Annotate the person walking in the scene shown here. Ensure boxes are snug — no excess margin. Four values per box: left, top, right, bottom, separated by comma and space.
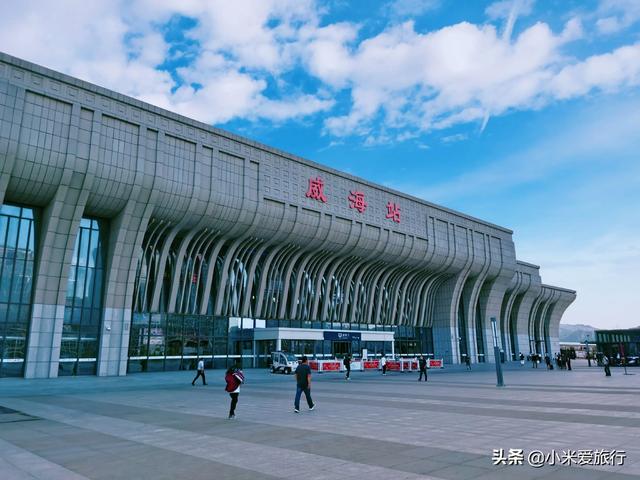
464, 355, 471, 371
191, 358, 207, 386
418, 355, 428, 381
343, 354, 351, 380
545, 354, 551, 370
519, 352, 525, 367
224, 366, 244, 419
294, 356, 315, 413
381, 354, 387, 375
603, 355, 611, 377
532, 353, 538, 368
587, 352, 592, 367
566, 355, 572, 371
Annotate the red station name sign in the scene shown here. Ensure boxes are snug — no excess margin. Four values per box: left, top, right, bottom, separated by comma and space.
305, 176, 401, 223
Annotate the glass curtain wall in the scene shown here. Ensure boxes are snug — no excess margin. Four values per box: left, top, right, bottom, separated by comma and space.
60, 218, 105, 376
457, 297, 468, 362
475, 304, 486, 362
0, 205, 35, 377
128, 314, 233, 373
127, 315, 435, 373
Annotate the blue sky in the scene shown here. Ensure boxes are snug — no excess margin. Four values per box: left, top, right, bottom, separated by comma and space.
1, 0, 639, 328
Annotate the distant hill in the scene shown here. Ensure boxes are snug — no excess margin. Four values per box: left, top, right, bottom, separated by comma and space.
560, 324, 596, 342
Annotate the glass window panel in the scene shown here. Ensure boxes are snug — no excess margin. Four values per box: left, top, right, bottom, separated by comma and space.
93, 268, 103, 309
60, 337, 79, 358
0, 205, 21, 217
83, 269, 96, 306
76, 361, 96, 376
66, 266, 77, 304
7, 304, 19, 322
1, 360, 25, 377
75, 228, 88, 267
0, 268, 11, 303
129, 313, 150, 357
166, 315, 183, 356
183, 316, 198, 357
16, 305, 30, 324
0, 216, 8, 247
10, 260, 25, 299
79, 337, 97, 358
74, 266, 87, 301
3, 338, 25, 359
62, 217, 105, 375
22, 260, 33, 305
213, 338, 227, 356
18, 219, 31, 250
148, 314, 166, 357
88, 229, 99, 269
6, 217, 18, 249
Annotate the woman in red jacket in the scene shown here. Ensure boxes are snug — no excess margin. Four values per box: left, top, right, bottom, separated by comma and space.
225, 367, 244, 419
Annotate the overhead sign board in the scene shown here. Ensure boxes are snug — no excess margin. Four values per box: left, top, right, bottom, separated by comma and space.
323, 331, 362, 341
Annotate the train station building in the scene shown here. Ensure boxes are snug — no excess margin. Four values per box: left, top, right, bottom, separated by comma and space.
0, 52, 576, 378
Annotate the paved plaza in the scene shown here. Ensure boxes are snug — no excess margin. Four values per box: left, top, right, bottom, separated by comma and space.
1, 361, 639, 480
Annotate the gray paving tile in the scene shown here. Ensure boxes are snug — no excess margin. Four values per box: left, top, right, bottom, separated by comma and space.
1, 365, 639, 479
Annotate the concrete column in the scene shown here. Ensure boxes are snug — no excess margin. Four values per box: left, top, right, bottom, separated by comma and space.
0, 82, 25, 208
25, 103, 93, 378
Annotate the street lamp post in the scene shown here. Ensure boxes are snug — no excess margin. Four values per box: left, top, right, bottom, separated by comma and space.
584, 335, 590, 366
490, 317, 504, 387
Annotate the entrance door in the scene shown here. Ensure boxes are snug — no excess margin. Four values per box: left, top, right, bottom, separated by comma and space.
332, 341, 351, 357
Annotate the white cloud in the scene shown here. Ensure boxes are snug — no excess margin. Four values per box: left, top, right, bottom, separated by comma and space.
595, 0, 640, 34
550, 43, 640, 99
312, 19, 585, 138
441, 133, 468, 144
386, 0, 441, 19
485, 0, 536, 41
0, 0, 332, 125
485, 0, 536, 21
0, 0, 638, 141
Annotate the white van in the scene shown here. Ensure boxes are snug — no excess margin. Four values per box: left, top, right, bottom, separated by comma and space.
270, 351, 298, 374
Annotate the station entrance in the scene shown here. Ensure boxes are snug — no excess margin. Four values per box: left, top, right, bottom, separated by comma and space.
253, 327, 395, 367
331, 341, 352, 357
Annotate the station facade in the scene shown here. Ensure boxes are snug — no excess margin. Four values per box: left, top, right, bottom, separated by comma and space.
0, 52, 576, 378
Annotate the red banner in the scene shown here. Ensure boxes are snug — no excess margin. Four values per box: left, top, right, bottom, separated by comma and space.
321, 361, 341, 371
428, 359, 443, 368
363, 360, 380, 369
386, 360, 401, 371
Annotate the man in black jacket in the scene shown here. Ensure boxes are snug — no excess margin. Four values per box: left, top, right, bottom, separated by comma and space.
343, 354, 351, 380
418, 355, 428, 382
